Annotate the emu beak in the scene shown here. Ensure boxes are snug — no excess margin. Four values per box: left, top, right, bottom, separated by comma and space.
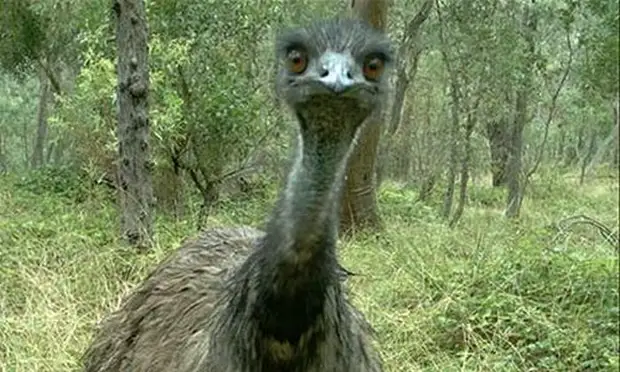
317, 52, 356, 94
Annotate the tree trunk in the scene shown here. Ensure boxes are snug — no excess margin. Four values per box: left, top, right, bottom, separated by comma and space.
580, 132, 597, 185
31, 66, 50, 169
441, 74, 460, 219
21, 115, 30, 168
556, 124, 565, 163
340, 0, 389, 233
449, 108, 475, 228
486, 118, 510, 187
504, 0, 537, 219
386, 0, 433, 135
504, 90, 527, 218
171, 157, 185, 221
114, 0, 154, 249
564, 127, 583, 167
0, 131, 6, 173
611, 94, 619, 169
585, 122, 617, 177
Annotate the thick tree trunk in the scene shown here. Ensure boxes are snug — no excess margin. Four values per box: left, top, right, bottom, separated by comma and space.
486, 118, 510, 187
340, 0, 389, 233
114, 0, 154, 249
341, 116, 383, 232
504, 0, 537, 219
31, 67, 50, 169
504, 90, 527, 218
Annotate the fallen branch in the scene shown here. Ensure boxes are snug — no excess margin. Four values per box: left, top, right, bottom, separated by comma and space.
552, 214, 619, 251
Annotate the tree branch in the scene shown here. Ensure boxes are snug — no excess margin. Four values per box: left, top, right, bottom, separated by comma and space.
525, 26, 573, 181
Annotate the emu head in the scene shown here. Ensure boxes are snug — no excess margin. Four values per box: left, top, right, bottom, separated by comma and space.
275, 19, 393, 141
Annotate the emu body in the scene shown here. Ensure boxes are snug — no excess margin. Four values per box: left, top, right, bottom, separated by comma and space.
82, 18, 393, 372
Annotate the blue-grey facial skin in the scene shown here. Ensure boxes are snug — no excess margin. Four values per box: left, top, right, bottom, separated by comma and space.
275, 18, 393, 113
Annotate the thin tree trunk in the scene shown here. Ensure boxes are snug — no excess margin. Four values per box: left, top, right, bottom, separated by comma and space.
580, 132, 597, 185
442, 81, 459, 219
610, 94, 619, 170
416, 93, 438, 201
436, 1, 460, 219
114, 0, 154, 249
0, 131, 6, 173
171, 157, 185, 221
31, 66, 50, 169
449, 99, 478, 228
22, 117, 30, 168
586, 123, 617, 177
386, 0, 433, 134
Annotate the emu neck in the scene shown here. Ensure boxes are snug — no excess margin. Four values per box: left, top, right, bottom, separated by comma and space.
251, 101, 369, 346
268, 107, 365, 263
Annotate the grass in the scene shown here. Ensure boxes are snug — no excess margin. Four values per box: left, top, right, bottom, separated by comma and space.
0, 168, 618, 371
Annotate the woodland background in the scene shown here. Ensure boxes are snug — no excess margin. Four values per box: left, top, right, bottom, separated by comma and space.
0, 0, 618, 371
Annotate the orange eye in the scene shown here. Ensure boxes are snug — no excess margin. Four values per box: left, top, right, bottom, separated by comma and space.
287, 49, 308, 74
363, 56, 385, 81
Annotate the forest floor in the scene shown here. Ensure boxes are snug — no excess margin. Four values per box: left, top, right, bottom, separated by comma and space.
0, 168, 618, 372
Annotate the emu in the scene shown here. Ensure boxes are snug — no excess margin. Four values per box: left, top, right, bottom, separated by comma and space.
82, 18, 393, 372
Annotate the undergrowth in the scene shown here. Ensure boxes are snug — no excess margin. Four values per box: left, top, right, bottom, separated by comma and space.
0, 169, 618, 371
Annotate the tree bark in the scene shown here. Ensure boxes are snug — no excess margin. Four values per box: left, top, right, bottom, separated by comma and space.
613, 95, 619, 169
504, 0, 537, 218
31, 66, 50, 169
486, 118, 510, 187
504, 90, 527, 218
340, 0, 389, 233
114, 0, 154, 249
0, 131, 6, 173
441, 67, 460, 219
449, 103, 476, 228
579, 132, 597, 185
386, 0, 433, 136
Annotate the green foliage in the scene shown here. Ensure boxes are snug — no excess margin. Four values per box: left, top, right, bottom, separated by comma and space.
0, 74, 39, 170
13, 166, 91, 202
468, 184, 505, 208
575, 0, 620, 99
0, 0, 46, 73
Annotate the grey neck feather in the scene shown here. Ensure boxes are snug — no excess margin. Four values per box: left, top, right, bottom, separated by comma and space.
265, 105, 369, 266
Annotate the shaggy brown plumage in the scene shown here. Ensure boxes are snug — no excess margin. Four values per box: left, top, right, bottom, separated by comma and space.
82, 18, 393, 372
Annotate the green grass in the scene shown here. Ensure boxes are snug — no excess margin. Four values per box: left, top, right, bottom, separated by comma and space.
0, 169, 618, 371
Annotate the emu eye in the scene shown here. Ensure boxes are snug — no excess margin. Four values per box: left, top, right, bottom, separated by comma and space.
286, 49, 308, 74
362, 56, 385, 81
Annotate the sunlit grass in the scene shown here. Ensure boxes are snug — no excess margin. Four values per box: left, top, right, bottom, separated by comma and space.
0, 170, 618, 371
